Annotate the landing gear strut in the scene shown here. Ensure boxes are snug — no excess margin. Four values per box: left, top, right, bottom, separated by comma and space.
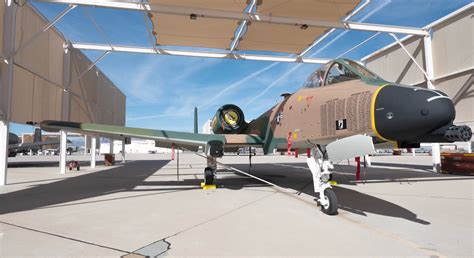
204, 156, 217, 185
307, 146, 338, 215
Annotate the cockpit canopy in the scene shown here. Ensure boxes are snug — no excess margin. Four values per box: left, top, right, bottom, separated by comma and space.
303, 59, 384, 88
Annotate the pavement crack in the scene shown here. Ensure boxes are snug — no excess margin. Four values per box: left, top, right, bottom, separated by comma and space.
136, 191, 277, 256
0, 221, 130, 255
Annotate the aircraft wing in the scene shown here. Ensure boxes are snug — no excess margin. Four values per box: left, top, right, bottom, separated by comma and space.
40, 121, 264, 151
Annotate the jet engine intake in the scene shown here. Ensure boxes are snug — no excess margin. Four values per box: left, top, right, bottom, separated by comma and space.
211, 104, 247, 134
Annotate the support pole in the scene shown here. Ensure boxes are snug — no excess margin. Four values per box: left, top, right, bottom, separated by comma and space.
363, 155, 371, 168
355, 156, 361, 181
0, 121, 9, 186
83, 135, 87, 155
0, 1, 17, 186
121, 139, 126, 163
171, 143, 175, 160
176, 147, 180, 181
59, 130, 67, 174
109, 138, 114, 154
90, 136, 97, 168
423, 32, 442, 172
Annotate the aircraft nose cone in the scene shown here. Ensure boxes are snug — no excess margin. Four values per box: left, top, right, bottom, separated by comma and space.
372, 85, 455, 142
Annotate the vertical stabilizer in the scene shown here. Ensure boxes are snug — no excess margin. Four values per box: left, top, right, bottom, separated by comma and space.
34, 128, 42, 143
194, 107, 198, 134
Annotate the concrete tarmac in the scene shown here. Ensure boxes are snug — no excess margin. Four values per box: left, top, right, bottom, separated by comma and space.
0, 153, 473, 257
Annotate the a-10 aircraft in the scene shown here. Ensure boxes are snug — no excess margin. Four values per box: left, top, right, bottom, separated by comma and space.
40, 58, 472, 215
8, 128, 61, 157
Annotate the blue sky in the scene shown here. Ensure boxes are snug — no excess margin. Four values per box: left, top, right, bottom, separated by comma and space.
11, 0, 471, 135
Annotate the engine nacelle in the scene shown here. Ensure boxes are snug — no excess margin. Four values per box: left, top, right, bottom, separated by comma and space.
211, 104, 247, 134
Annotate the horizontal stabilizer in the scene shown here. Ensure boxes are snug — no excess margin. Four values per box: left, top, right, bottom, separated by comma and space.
326, 135, 375, 162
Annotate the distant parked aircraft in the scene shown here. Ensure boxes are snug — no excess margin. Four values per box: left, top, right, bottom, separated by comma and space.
8, 128, 61, 157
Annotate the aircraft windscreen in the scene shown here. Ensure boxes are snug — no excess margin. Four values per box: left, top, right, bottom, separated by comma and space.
304, 70, 324, 88
342, 59, 381, 80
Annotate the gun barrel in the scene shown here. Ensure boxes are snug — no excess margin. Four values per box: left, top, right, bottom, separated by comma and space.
444, 125, 472, 142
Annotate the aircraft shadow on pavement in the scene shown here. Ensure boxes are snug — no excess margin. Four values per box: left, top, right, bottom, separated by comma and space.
0, 160, 170, 215
2, 159, 471, 225
223, 162, 474, 225
8, 160, 105, 168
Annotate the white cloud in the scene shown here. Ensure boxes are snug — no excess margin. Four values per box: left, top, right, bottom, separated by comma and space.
245, 63, 303, 106
198, 62, 279, 109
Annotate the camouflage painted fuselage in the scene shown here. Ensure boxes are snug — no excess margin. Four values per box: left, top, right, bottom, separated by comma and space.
244, 80, 379, 154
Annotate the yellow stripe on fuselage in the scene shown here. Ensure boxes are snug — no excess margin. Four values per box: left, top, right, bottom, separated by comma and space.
371, 85, 392, 142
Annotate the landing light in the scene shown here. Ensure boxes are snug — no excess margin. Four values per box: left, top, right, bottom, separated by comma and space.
321, 173, 330, 183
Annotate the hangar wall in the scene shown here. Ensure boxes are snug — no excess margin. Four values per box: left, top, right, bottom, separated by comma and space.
1, 3, 125, 126
363, 6, 473, 129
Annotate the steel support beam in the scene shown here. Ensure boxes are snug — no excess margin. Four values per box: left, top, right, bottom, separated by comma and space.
229, 0, 256, 52
90, 136, 97, 168
0, 1, 18, 186
298, 28, 336, 58
13, 4, 77, 57
83, 135, 87, 155
121, 140, 126, 163
346, 22, 428, 36
0, 121, 9, 186
75, 50, 110, 81
109, 138, 114, 154
62, 42, 72, 121
342, 0, 372, 22
299, 0, 371, 58
389, 33, 432, 81
36, 0, 428, 36
72, 43, 330, 64
336, 32, 380, 59
59, 130, 67, 174
423, 33, 441, 173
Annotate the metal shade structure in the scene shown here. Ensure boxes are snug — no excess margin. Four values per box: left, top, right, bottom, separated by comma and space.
33, 0, 429, 63
148, 0, 360, 54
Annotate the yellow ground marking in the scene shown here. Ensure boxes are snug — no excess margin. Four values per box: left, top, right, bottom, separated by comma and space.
200, 182, 217, 190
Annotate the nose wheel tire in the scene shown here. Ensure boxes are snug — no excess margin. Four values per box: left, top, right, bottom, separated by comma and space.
204, 167, 215, 185
321, 188, 338, 215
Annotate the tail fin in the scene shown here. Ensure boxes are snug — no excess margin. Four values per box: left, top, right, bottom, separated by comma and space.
34, 128, 42, 143
194, 107, 198, 134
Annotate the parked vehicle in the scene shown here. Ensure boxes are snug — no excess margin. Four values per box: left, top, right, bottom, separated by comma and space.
237, 147, 257, 156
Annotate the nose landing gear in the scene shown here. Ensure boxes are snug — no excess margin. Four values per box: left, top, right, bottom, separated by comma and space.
307, 146, 338, 215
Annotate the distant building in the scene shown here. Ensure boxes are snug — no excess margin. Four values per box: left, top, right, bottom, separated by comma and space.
202, 119, 213, 134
